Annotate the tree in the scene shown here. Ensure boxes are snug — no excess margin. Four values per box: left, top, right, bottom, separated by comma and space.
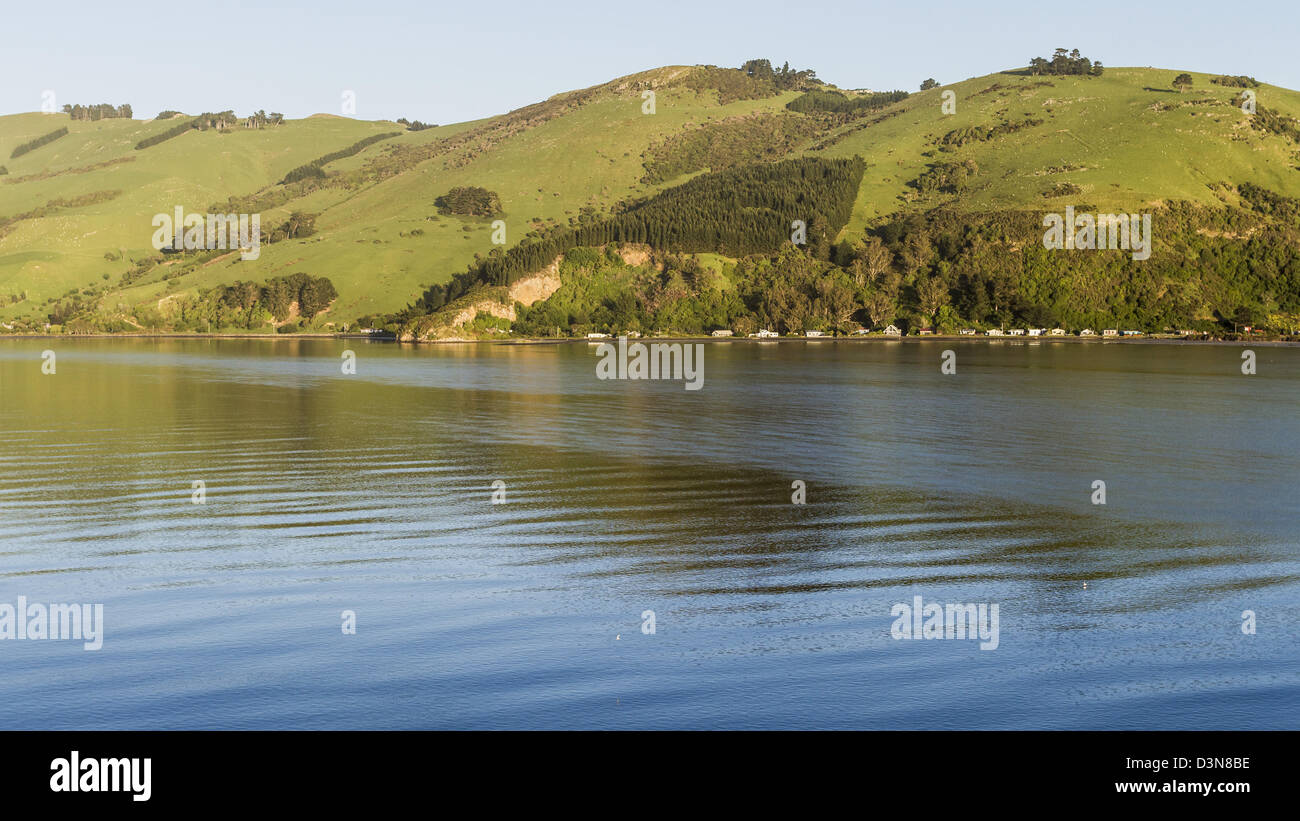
815, 278, 856, 326
920, 78, 939, 91
916, 276, 950, 321
1173, 73, 1193, 92
850, 236, 893, 287
899, 233, 935, 276
762, 279, 810, 334
866, 291, 895, 328
741, 59, 775, 82
1029, 49, 1100, 77
1232, 304, 1256, 330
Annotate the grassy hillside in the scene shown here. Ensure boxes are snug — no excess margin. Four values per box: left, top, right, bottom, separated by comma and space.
814, 68, 1300, 232
1, 61, 1298, 335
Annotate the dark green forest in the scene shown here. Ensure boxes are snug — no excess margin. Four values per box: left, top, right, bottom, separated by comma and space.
394, 156, 865, 321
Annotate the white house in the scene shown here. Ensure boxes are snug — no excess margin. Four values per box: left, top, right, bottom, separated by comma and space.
711, 329, 734, 337
751, 329, 779, 338
1009, 328, 1026, 336
959, 328, 976, 335
1079, 329, 1097, 336
1049, 328, 1066, 336
1027, 328, 1043, 337
1102, 329, 1119, 337
804, 330, 825, 338
883, 324, 902, 336
986, 328, 1005, 337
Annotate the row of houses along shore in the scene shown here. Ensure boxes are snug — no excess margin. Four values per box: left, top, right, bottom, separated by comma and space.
587, 327, 1214, 340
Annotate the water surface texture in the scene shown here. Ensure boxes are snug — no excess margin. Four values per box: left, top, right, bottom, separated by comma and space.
0, 338, 1296, 729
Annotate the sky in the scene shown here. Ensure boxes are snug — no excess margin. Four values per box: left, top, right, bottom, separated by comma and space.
2, 0, 1298, 125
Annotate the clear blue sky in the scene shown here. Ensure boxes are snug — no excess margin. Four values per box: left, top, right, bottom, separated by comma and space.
3, 0, 1297, 124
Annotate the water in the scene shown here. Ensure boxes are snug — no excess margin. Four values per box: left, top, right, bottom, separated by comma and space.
0, 337, 1296, 729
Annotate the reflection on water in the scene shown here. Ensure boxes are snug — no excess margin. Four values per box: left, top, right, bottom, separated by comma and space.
0, 338, 1296, 728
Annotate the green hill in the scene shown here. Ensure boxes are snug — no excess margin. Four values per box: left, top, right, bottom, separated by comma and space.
2, 60, 1299, 337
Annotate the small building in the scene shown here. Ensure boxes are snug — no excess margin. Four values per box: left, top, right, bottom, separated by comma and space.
711, 329, 734, 337
883, 324, 902, 336
959, 328, 976, 335
804, 330, 825, 338
1049, 328, 1066, 336
1122, 330, 1141, 336
1102, 329, 1119, 337
1080, 329, 1097, 336
1009, 328, 1026, 336
586, 332, 611, 339
1028, 328, 1043, 337
986, 328, 1005, 337
852, 327, 871, 335
918, 328, 934, 335
751, 329, 779, 338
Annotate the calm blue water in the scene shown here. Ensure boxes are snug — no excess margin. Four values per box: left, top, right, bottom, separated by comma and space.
0, 338, 1296, 728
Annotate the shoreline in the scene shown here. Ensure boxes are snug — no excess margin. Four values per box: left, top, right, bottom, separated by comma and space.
2, 332, 1297, 346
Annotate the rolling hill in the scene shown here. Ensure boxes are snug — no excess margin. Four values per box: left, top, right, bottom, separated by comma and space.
1, 58, 1299, 337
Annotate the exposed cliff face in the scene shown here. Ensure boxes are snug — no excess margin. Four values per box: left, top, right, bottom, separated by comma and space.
415, 256, 563, 340
504, 259, 563, 308
614, 244, 654, 268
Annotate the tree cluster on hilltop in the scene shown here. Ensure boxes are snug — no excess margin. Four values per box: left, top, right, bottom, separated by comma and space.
135, 110, 287, 150
683, 58, 823, 104
1028, 48, 1103, 76
63, 103, 132, 121
1210, 75, 1260, 88
740, 59, 820, 89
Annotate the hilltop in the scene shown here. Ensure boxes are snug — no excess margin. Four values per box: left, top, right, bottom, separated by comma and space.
1, 56, 1299, 337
